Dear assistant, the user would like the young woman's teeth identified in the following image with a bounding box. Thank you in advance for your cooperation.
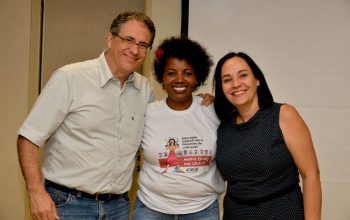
[174,87,186,92]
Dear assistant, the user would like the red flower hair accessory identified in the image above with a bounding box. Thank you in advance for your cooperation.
[155,48,163,64]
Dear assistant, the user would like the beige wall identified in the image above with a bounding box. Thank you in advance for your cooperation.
[0,0,32,219]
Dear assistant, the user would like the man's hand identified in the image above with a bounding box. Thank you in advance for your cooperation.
[17,136,60,219]
[197,93,214,106]
[29,189,60,220]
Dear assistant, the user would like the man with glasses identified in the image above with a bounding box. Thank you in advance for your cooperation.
[17,11,155,220]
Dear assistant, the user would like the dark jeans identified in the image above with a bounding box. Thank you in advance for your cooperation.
[46,184,129,220]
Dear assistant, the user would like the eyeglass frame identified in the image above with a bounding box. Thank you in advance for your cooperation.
[111,32,152,51]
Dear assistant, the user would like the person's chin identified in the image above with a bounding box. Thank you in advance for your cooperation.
[173,95,192,103]
[123,64,138,73]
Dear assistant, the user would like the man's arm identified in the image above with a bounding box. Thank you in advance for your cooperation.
[17,135,59,220]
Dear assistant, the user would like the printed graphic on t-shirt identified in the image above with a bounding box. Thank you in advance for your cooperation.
[158,137,212,174]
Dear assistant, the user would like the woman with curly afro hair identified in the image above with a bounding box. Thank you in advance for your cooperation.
[133,37,225,220]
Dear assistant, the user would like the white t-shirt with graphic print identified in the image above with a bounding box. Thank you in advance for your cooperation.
[137,96,225,214]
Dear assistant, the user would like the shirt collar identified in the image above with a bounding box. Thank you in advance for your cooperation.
[98,50,142,90]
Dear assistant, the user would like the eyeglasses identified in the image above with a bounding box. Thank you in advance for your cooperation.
[112,33,151,51]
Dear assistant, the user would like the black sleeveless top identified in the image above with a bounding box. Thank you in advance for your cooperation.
[216,103,300,201]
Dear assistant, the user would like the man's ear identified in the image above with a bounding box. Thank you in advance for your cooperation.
[106,32,114,49]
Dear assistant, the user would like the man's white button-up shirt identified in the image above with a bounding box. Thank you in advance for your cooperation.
[18,51,154,194]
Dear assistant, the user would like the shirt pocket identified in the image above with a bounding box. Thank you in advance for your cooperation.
[118,114,146,149]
